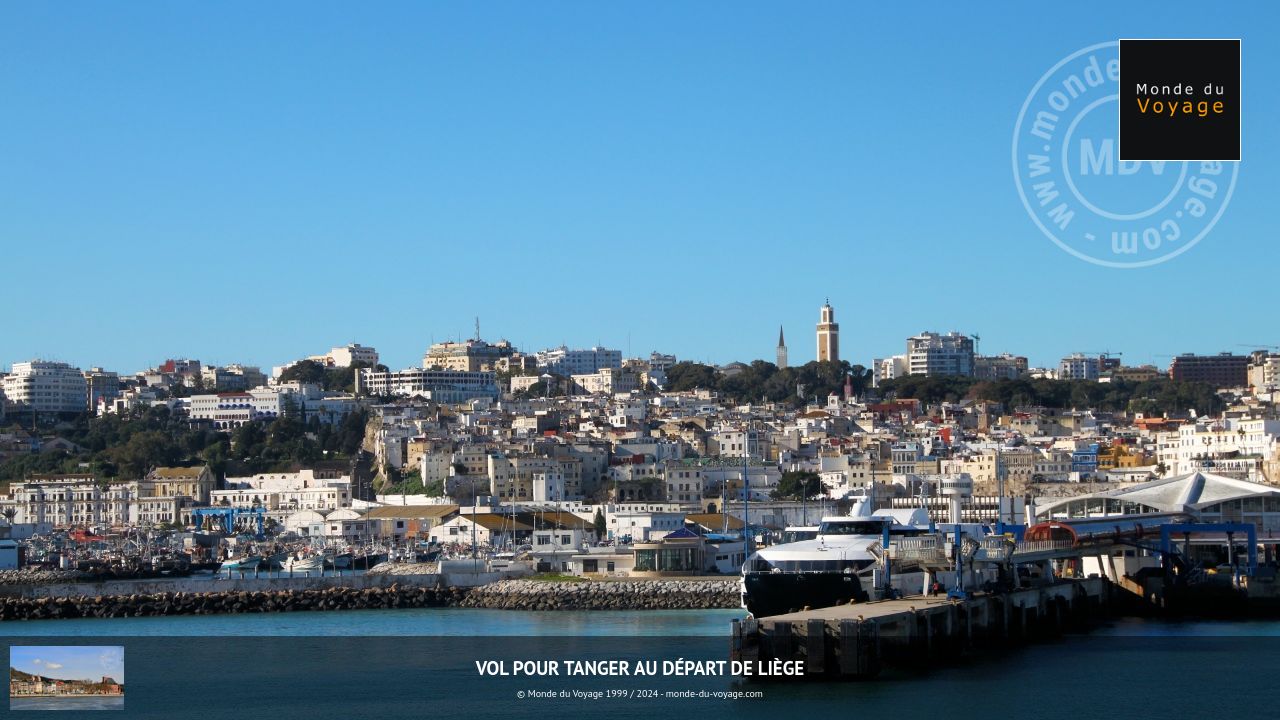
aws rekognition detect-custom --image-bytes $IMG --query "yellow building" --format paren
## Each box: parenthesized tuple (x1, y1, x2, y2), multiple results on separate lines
(144, 466, 215, 504)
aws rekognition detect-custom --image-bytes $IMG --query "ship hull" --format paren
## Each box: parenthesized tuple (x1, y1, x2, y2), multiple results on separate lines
(741, 572, 869, 618)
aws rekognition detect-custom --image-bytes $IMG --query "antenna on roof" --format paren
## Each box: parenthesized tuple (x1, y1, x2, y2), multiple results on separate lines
(475, 317, 481, 342)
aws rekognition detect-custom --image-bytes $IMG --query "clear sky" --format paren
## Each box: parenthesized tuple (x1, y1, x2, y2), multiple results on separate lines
(2, 2, 1276, 373)
(10, 646, 125, 683)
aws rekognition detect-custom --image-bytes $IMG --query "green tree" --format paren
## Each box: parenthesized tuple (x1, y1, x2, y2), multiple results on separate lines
(771, 471, 825, 500)
(593, 508, 607, 537)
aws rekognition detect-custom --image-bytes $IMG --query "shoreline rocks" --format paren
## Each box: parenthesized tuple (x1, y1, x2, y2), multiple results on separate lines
(0, 569, 87, 586)
(0, 584, 468, 621)
(459, 578, 741, 611)
(0, 577, 741, 621)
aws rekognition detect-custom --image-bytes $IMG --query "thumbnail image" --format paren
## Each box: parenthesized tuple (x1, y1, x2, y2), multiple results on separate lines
(9, 646, 124, 711)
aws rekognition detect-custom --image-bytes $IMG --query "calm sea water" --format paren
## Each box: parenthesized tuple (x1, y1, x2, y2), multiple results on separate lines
(3, 610, 1278, 720)
(0, 606, 743, 636)
(3, 605, 1279, 638)
(10, 695, 125, 711)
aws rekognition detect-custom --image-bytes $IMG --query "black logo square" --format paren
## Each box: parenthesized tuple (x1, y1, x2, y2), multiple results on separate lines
(1119, 39, 1240, 161)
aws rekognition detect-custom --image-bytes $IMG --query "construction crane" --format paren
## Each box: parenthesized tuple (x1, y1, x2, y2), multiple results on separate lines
(1073, 350, 1123, 360)
(970, 333, 981, 356)
(1237, 344, 1280, 351)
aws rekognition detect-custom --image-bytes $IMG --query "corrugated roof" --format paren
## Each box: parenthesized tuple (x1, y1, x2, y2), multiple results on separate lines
(465, 514, 534, 531)
(364, 504, 459, 519)
(148, 466, 207, 479)
(1038, 471, 1280, 515)
(685, 513, 744, 530)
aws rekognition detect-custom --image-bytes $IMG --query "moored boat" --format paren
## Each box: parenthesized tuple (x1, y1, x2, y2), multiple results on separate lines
(220, 555, 262, 574)
(740, 502, 934, 618)
(279, 553, 325, 573)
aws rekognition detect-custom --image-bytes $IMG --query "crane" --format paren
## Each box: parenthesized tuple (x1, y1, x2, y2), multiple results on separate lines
(1074, 349, 1123, 358)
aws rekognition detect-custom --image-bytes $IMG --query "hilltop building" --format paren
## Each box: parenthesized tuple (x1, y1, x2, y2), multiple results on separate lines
(816, 301, 839, 363)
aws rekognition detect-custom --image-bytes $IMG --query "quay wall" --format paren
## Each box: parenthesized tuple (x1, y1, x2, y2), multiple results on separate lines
(731, 578, 1113, 679)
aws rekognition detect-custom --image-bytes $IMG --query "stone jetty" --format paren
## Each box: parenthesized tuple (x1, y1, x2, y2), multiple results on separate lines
(0, 584, 467, 620)
(459, 578, 741, 611)
(0, 568, 86, 585)
(0, 576, 741, 620)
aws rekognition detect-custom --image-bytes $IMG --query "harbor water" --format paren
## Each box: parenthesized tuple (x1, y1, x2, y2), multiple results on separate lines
(10, 695, 126, 711)
(4, 609, 1278, 719)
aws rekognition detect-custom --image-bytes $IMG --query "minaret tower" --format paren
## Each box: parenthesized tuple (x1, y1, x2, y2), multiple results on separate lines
(776, 326, 788, 370)
(816, 299, 840, 363)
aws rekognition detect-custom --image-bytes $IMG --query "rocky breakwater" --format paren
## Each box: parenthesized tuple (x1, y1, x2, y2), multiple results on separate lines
(459, 578, 741, 611)
(0, 568, 86, 586)
(0, 584, 469, 621)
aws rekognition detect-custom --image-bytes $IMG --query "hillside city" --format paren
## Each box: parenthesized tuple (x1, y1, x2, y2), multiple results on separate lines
(9, 667, 123, 697)
(2, 301, 1279, 575)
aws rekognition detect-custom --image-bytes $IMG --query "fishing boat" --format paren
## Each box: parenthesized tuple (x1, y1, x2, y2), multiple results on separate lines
(325, 552, 353, 570)
(349, 551, 387, 570)
(219, 555, 262, 574)
(279, 553, 325, 573)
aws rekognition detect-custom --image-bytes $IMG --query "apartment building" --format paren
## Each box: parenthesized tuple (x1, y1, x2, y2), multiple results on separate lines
(3, 360, 88, 413)
(906, 332, 975, 377)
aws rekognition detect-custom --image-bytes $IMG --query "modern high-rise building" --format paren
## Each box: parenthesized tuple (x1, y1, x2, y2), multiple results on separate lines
(974, 353, 1029, 380)
(83, 367, 121, 410)
(906, 332, 974, 377)
(1058, 353, 1101, 381)
(776, 326, 788, 370)
(1168, 353, 1249, 388)
(816, 301, 839, 363)
(534, 346, 622, 376)
(3, 360, 89, 413)
(423, 339, 515, 372)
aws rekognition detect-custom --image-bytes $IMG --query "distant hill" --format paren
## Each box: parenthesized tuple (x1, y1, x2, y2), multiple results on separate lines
(10, 667, 43, 682)
(10, 666, 120, 691)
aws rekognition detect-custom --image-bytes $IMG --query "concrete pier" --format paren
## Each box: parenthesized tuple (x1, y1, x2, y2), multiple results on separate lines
(731, 578, 1111, 678)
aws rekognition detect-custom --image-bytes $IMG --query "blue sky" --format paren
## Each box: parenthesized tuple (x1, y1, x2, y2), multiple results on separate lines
(1, 2, 1275, 373)
(10, 646, 125, 683)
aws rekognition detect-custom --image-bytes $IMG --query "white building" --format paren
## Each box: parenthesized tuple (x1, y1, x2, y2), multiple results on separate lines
(323, 344, 379, 368)
(532, 471, 566, 503)
(3, 360, 88, 413)
(534, 346, 622, 376)
(187, 385, 355, 429)
(975, 353, 1029, 381)
(222, 470, 353, 511)
(608, 508, 685, 542)
(1249, 353, 1280, 392)
(1058, 353, 1101, 381)
(1035, 471, 1280, 534)
(906, 332, 974, 377)
(354, 368, 498, 402)
(186, 388, 290, 429)
(873, 355, 909, 385)
(2, 474, 194, 527)
(571, 368, 638, 395)
(423, 339, 513, 372)
(201, 364, 267, 391)
(83, 367, 120, 409)
(1164, 417, 1280, 480)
